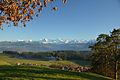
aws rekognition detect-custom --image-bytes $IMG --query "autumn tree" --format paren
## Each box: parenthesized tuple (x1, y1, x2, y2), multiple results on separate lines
(0, 0, 67, 30)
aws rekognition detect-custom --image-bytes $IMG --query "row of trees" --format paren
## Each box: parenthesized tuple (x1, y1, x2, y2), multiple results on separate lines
(3, 50, 90, 61)
(49, 51, 91, 60)
(90, 28, 120, 80)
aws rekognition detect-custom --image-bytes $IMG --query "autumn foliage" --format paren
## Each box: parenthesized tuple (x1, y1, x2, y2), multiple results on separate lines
(0, 0, 67, 30)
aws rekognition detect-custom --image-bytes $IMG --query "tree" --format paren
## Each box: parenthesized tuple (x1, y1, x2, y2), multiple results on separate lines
(110, 28, 120, 80)
(90, 34, 111, 76)
(0, 0, 67, 30)
(91, 28, 120, 80)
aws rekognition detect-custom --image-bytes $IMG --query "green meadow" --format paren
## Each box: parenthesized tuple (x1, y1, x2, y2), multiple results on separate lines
(0, 54, 112, 80)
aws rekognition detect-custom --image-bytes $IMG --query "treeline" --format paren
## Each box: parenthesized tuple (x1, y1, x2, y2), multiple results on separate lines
(2, 50, 91, 61)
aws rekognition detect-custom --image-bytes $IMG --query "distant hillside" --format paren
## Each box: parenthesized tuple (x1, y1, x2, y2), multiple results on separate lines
(0, 39, 95, 52)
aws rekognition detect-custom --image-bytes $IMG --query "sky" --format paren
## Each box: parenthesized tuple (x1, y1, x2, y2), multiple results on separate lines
(0, 0, 120, 41)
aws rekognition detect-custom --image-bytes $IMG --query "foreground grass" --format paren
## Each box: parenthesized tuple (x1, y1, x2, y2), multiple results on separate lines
(0, 65, 111, 80)
(0, 54, 112, 80)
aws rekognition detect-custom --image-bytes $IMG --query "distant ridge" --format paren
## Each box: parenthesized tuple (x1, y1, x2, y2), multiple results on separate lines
(0, 39, 95, 52)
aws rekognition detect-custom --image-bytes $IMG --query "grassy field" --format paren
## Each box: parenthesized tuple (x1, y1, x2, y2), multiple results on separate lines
(0, 54, 112, 80)
(0, 54, 80, 67)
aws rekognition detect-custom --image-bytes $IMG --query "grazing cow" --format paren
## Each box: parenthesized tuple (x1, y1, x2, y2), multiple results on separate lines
(16, 62, 21, 66)
(32, 64, 38, 66)
(21, 63, 25, 65)
(27, 63, 32, 66)
(62, 66, 69, 70)
(67, 66, 90, 72)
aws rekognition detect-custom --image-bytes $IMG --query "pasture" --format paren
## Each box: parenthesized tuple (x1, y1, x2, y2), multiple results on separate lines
(0, 54, 112, 80)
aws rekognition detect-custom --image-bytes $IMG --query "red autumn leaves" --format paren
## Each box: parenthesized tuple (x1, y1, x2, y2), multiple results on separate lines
(0, 0, 67, 29)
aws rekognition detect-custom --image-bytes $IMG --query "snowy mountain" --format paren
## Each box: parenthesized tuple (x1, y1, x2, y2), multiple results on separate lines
(38, 38, 90, 44)
(0, 39, 95, 52)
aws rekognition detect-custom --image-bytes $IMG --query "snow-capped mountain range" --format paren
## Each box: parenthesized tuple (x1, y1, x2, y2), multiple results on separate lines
(9, 38, 92, 44)
(0, 39, 95, 52)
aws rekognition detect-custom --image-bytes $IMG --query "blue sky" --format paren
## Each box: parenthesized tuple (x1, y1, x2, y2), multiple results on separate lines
(1, 0, 120, 41)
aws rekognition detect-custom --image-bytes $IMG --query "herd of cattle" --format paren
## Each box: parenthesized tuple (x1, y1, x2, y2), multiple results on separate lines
(16, 62, 91, 72)
(62, 66, 91, 72)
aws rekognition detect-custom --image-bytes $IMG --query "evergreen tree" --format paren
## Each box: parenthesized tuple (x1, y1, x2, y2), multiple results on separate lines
(91, 28, 120, 80)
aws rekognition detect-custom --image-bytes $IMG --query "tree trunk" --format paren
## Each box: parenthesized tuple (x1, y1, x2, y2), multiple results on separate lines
(114, 61, 118, 80)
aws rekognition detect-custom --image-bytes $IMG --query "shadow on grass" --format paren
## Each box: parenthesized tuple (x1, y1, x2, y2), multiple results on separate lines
(70, 60, 91, 67)
(0, 65, 111, 80)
